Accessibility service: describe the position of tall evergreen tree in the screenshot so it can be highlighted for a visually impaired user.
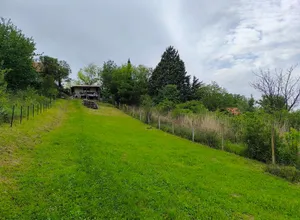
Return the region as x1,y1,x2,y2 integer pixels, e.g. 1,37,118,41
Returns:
149,46,191,102
189,76,203,100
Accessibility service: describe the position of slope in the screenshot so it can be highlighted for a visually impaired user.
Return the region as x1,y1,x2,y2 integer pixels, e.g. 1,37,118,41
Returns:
0,100,299,219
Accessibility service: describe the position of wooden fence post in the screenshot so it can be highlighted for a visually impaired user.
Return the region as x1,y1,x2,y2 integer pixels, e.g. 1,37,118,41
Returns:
32,104,34,117
172,122,174,134
20,106,23,124
158,116,161,130
192,126,195,142
139,111,142,121
27,106,29,120
10,105,15,127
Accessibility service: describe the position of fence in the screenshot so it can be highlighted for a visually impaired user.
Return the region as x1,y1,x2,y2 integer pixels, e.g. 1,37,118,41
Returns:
8,99,55,128
119,104,243,152
119,104,300,164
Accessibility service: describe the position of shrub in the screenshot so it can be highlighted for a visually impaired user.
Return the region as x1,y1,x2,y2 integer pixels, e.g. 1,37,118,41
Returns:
174,125,192,140
277,128,300,166
176,100,208,114
171,108,192,118
194,130,221,149
266,165,300,183
243,112,273,162
0,106,9,124
157,99,176,114
224,141,247,156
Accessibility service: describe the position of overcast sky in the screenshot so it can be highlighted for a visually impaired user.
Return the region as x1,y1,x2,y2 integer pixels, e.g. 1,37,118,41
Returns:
1,0,300,96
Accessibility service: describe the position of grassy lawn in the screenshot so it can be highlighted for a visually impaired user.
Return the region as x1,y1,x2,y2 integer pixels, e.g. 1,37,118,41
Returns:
0,100,299,219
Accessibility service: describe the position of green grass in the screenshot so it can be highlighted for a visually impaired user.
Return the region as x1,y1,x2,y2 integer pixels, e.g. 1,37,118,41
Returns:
0,100,299,219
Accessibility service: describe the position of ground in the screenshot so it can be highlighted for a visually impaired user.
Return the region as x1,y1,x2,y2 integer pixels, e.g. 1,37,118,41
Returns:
0,100,299,219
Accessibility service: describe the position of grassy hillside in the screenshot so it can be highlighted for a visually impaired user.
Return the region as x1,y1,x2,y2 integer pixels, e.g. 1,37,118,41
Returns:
0,100,299,219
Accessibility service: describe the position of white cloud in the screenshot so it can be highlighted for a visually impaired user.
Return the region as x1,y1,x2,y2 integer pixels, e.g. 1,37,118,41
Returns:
161,0,300,96
1,0,300,97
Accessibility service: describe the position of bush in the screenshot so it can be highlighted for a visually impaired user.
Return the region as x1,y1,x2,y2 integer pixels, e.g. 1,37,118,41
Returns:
266,165,300,183
157,99,176,114
277,128,300,166
224,141,247,156
194,131,221,149
243,112,273,162
174,126,192,140
171,108,192,118
176,101,208,114
0,106,9,124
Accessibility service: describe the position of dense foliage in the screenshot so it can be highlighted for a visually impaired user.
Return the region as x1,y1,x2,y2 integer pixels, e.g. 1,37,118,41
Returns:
0,18,37,91
0,18,71,123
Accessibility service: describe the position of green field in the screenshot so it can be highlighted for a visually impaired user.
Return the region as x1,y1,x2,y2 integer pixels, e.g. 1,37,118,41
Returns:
0,100,299,219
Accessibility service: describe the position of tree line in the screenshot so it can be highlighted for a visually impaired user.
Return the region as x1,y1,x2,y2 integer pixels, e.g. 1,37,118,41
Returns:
0,18,71,122
75,46,255,113
74,41,300,181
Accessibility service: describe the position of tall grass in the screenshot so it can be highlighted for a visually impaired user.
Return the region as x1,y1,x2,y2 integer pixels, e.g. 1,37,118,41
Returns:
122,105,246,155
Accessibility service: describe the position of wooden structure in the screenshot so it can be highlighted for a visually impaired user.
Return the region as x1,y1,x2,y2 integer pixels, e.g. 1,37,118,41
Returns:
71,85,100,100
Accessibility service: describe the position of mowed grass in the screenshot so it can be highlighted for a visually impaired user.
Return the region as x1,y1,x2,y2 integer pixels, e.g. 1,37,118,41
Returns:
0,100,300,219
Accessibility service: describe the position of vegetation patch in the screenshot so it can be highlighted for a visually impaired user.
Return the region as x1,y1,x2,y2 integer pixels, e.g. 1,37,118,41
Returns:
0,101,299,219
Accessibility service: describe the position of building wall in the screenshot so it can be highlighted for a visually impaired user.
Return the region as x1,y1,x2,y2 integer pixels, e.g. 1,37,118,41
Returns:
72,87,100,99
73,87,98,96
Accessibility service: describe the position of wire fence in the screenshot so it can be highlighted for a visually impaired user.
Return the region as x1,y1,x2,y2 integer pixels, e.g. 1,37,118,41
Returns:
119,104,300,161
119,104,237,151
8,99,55,127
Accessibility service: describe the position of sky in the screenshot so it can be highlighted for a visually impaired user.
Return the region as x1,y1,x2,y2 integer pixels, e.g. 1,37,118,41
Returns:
1,0,300,97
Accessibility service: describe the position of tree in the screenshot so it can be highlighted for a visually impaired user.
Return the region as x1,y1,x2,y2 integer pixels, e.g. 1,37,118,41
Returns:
141,94,153,123
196,82,227,111
77,63,101,85
250,66,300,164
39,56,59,78
132,65,151,104
157,84,180,103
195,81,249,112
189,76,203,100
100,61,150,105
247,95,255,112
100,60,118,101
149,46,191,102
39,56,71,89
251,66,300,112
57,60,71,88
0,18,37,91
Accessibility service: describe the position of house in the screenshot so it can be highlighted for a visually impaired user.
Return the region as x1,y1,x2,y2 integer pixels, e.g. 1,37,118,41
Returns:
226,107,241,116
32,62,44,73
71,85,100,100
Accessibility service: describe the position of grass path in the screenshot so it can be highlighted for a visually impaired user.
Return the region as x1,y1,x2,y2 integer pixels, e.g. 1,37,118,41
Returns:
0,100,299,219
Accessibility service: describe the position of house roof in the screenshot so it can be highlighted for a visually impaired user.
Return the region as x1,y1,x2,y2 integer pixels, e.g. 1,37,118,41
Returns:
32,62,44,73
71,85,100,88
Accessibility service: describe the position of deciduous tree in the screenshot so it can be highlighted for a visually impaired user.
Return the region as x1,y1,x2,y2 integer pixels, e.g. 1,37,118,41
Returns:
0,18,37,90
